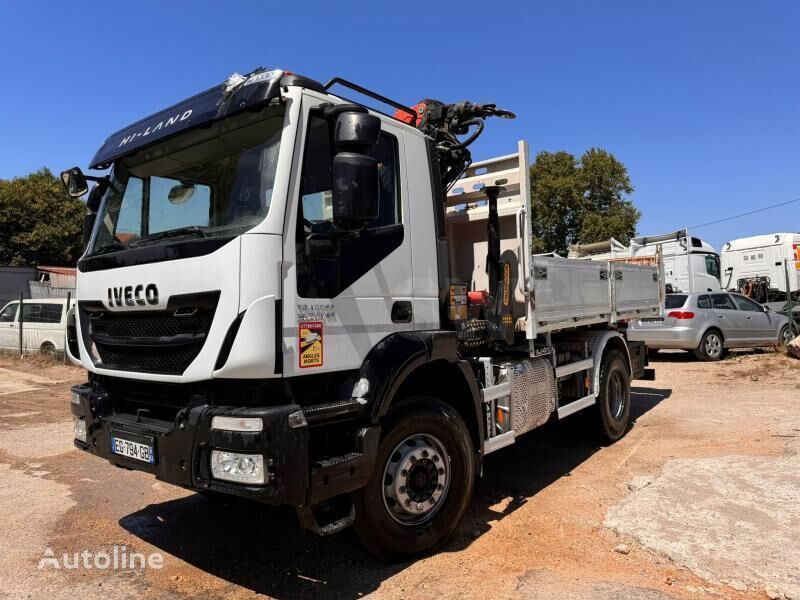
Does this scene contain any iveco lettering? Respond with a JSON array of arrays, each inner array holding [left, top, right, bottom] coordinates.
[[62, 67, 658, 559], [106, 284, 159, 308]]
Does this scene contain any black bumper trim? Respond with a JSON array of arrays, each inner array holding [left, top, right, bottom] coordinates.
[[71, 383, 380, 507]]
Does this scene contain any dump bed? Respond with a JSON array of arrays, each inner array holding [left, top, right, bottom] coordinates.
[[446, 141, 662, 337]]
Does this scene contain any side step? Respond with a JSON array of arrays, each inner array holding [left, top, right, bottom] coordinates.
[[557, 394, 596, 419], [296, 505, 355, 536]]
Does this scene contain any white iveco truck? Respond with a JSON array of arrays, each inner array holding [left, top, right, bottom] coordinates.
[[62, 68, 658, 558]]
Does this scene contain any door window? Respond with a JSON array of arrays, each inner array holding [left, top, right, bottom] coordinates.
[[20, 303, 63, 323], [710, 294, 735, 310], [704, 255, 721, 279], [731, 295, 764, 312], [296, 115, 404, 298], [0, 303, 17, 323]]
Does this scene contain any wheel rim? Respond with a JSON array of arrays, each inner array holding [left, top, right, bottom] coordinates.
[[609, 370, 626, 420], [382, 433, 451, 526], [781, 327, 793, 346], [705, 333, 722, 358]]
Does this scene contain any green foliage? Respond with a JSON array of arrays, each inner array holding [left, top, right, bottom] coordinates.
[[0, 168, 86, 266], [530, 148, 640, 256]]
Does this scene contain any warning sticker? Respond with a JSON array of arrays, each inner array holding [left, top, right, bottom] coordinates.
[[299, 321, 323, 368]]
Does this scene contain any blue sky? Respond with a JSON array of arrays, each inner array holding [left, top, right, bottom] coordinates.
[[1, 1, 797, 252]]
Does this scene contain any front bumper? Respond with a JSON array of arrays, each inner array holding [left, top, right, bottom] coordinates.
[[627, 325, 702, 350], [70, 383, 378, 507]]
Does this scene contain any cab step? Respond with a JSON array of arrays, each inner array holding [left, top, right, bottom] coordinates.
[[296, 504, 355, 536]]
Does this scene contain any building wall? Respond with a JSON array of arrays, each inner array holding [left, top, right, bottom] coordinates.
[[0, 266, 37, 306]]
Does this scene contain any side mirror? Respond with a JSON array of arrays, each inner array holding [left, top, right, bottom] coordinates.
[[168, 183, 196, 205], [60, 167, 89, 198], [334, 111, 380, 149], [763, 305, 770, 313], [332, 153, 379, 230]]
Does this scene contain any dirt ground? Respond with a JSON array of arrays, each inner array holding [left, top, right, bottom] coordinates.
[[0, 350, 798, 600]]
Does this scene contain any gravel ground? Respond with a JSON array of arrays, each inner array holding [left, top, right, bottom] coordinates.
[[0, 350, 798, 599]]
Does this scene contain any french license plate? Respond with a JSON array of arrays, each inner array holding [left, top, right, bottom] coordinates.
[[110, 432, 155, 464]]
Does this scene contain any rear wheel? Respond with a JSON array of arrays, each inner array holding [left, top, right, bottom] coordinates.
[[695, 330, 724, 361], [779, 325, 794, 347], [39, 342, 56, 360], [593, 349, 631, 443], [353, 397, 475, 560]]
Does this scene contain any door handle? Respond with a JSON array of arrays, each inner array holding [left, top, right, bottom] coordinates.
[[391, 301, 412, 324]]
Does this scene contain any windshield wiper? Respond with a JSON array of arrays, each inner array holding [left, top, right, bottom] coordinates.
[[130, 226, 208, 246]]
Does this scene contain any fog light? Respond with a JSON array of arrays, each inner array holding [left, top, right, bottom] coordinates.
[[211, 416, 263, 432], [71, 391, 81, 405], [287, 409, 307, 429], [73, 417, 87, 443], [210, 450, 264, 484]]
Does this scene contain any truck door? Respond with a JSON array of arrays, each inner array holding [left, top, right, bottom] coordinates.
[[282, 95, 413, 376], [0, 302, 18, 350]]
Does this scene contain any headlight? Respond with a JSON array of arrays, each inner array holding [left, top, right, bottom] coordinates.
[[73, 417, 87, 443], [210, 450, 265, 484]]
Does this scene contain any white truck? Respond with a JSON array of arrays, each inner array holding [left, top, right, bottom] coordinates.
[[721, 233, 800, 304], [569, 229, 721, 294], [61, 69, 658, 558]]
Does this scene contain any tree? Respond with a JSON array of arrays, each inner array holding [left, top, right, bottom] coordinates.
[[0, 168, 86, 266], [530, 148, 640, 256]]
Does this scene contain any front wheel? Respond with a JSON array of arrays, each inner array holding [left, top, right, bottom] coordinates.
[[695, 330, 724, 361], [353, 397, 475, 560], [593, 349, 631, 443]]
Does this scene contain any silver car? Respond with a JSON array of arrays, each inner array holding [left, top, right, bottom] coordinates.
[[628, 292, 793, 361]]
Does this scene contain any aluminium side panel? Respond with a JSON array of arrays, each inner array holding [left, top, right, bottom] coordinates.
[[611, 262, 662, 318], [531, 256, 611, 332]]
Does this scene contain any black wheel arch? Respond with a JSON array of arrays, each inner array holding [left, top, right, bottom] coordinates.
[[358, 332, 484, 452]]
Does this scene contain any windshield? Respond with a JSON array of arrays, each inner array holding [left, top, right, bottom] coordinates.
[[89, 110, 284, 255]]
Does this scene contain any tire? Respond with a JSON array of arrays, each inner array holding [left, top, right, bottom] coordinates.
[[694, 329, 724, 361], [39, 342, 56, 360], [779, 325, 794, 347], [353, 397, 475, 560], [592, 349, 631, 443]]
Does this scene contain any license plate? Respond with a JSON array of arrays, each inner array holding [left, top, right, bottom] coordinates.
[[111, 433, 155, 464]]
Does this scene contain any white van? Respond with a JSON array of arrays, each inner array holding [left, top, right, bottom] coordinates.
[[0, 298, 74, 356]]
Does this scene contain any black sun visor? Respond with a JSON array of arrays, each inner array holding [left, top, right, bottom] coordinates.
[[89, 69, 286, 170]]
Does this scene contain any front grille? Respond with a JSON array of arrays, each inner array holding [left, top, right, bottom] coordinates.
[[79, 291, 220, 375], [92, 310, 214, 339]]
